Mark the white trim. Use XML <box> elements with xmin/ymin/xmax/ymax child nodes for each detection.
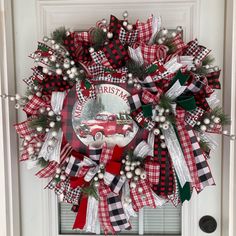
<box><xmin>0</xmin><ymin>0</ymin><xmax>21</xmax><ymax>236</ymax></box>
<box><xmin>222</xmin><ymin>0</ymin><xmax>236</xmax><ymax>236</ymax></box>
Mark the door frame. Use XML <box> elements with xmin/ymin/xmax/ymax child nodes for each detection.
<box><xmin>0</xmin><ymin>0</ymin><xmax>236</xmax><ymax>235</ymax></box>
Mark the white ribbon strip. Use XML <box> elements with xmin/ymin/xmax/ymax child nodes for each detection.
<box><xmin>51</xmin><ymin>91</ymin><xmax>66</xmax><ymax>114</ymax></box>
<box><xmin>133</xmin><ymin>140</ymin><xmax>152</xmax><ymax>158</ymax></box>
<box><xmin>164</xmin><ymin>57</ymin><xmax>183</xmax><ymax>74</ymax></box>
<box><xmin>121</xmin><ymin>181</ymin><xmax>137</xmax><ymax>219</ymax></box>
<box><xmin>179</xmin><ymin>56</ymin><xmax>194</xmax><ymax>70</ymax></box>
<box><xmin>148</xmin><ymin>15</ymin><xmax>162</xmax><ymax>45</ymax></box>
<box><xmin>152</xmin><ymin>191</ymin><xmax>167</xmax><ymax>207</ymax></box>
<box><xmin>38</xmin><ymin>128</ymin><xmax>63</xmax><ymax>163</ymax></box>
<box><xmin>84</xmin><ymin>196</ymin><xmax>99</xmax><ymax>233</ymax></box>
<box><xmin>162</xmin><ymin>124</ymin><xmax>192</xmax><ymax>187</ymax></box>
<box><xmin>165</xmin><ymin>80</ymin><xmax>187</xmax><ymax>100</ymax></box>
<box><xmin>128</xmin><ymin>46</ymin><xmax>144</xmax><ymax>66</ymax></box>
<box><xmin>38</xmin><ymin>92</ymin><xmax>66</xmax><ymax>163</ymax></box>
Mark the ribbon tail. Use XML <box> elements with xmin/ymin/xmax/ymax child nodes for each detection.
<box><xmin>73</xmin><ymin>195</ymin><xmax>88</xmax><ymax>230</ymax></box>
<box><xmin>162</xmin><ymin>124</ymin><xmax>192</xmax><ymax>187</ymax></box>
<box><xmin>83</xmin><ymin>196</ymin><xmax>99</xmax><ymax>233</ymax></box>
<box><xmin>108</xmin><ymin>192</ymin><xmax>131</xmax><ymax>232</ymax></box>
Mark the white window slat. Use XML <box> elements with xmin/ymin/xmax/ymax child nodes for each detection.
<box><xmin>59</xmin><ymin>202</ymin><xmax>181</xmax><ymax>235</ymax></box>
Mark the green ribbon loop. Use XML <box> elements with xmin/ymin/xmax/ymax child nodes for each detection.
<box><xmin>176</xmin><ymin>95</ymin><xmax>196</xmax><ymax>111</ymax></box>
<box><xmin>85</xmin><ymin>80</ymin><xmax>92</xmax><ymax>89</ymax></box>
<box><xmin>169</xmin><ymin>70</ymin><xmax>190</xmax><ymax>87</ymax></box>
<box><xmin>177</xmin><ymin>177</ymin><xmax>192</xmax><ymax>203</ymax></box>
<box><xmin>146</xmin><ymin>64</ymin><xmax>158</xmax><ymax>75</ymax></box>
<box><xmin>142</xmin><ymin>104</ymin><xmax>153</xmax><ymax>117</ymax></box>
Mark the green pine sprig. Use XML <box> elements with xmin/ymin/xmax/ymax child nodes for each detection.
<box><xmin>199</xmin><ymin>139</ymin><xmax>211</xmax><ymax>153</ymax></box>
<box><xmin>126</xmin><ymin>60</ymin><xmax>147</xmax><ymax>79</ymax></box>
<box><xmin>37</xmin><ymin>157</ymin><xmax>49</xmax><ymax>168</ymax></box>
<box><xmin>90</xmin><ymin>27</ymin><xmax>107</xmax><ymax>50</ymax></box>
<box><xmin>209</xmin><ymin>106</ymin><xmax>231</xmax><ymax>125</ymax></box>
<box><xmin>51</xmin><ymin>27</ymin><xmax>67</xmax><ymax>44</ymax></box>
<box><xmin>82</xmin><ymin>184</ymin><xmax>100</xmax><ymax>200</ymax></box>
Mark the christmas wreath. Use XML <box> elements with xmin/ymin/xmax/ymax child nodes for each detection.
<box><xmin>8</xmin><ymin>12</ymin><xmax>234</xmax><ymax>234</ymax></box>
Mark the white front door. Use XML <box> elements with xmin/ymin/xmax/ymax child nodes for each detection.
<box><xmin>12</xmin><ymin>1</ymin><xmax>225</xmax><ymax>236</ymax></box>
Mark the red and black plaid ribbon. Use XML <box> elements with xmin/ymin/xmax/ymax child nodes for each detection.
<box><xmin>152</xmin><ymin>135</ymin><xmax>174</xmax><ymax>197</ymax></box>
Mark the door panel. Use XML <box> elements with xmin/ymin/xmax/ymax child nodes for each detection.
<box><xmin>13</xmin><ymin>1</ymin><xmax>225</xmax><ymax>236</ymax></box>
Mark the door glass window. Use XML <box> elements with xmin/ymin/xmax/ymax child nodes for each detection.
<box><xmin>59</xmin><ymin>202</ymin><xmax>181</xmax><ymax>235</ymax></box>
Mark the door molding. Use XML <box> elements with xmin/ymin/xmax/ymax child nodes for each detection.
<box><xmin>222</xmin><ymin>0</ymin><xmax>236</xmax><ymax>236</ymax></box>
<box><xmin>0</xmin><ymin>0</ymin><xmax>21</xmax><ymax>236</ymax></box>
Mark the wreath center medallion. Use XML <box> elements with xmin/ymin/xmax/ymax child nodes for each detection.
<box><xmin>72</xmin><ymin>84</ymin><xmax>139</xmax><ymax>147</ymax></box>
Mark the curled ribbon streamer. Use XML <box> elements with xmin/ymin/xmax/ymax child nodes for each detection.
<box><xmin>162</xmin><ymin>124</ymin><xmax>192</xmax><ymax>187</ymax></box>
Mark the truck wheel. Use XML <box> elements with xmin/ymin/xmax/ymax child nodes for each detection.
<box><xmin>94</xmin><ymin>131</ymin><xmax>103</xmax><ymax>141</ymax></box>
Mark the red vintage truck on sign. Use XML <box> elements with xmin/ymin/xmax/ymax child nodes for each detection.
<box><xmin>78</xmin><ymin>112</ymin><xmax>133</xmax><ymax>141</ymax></box>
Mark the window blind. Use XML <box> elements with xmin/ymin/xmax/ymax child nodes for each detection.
<box><xmin>59</xmin><ymin>203</ymin><xmax>181</xmax><ymax>235</ymax></box>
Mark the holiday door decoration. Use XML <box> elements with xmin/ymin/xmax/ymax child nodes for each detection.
<box><xmin>5</xmin><ymin>12</ymin><xmax>235</xmax><ymax>234</ymax></box>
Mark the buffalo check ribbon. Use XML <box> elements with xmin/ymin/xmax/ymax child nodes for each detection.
<box><xmin>149</xmin><ymin>133</ymin><xmax>174</xmax><ymax>197</ymax></box>
<box><xmin>186</xmin><ymin>125</ymin><xmax>215</xmax><ymax>192</ymax></box>
<box><xmin>107</xmin><ymin>192</ymin><xmax>131</xmax><ymax>232</ymax></box>
<box><xmin>175</xmin><ymin>108</ymin><xmax>200</xmax><ymax>190</ymax></box>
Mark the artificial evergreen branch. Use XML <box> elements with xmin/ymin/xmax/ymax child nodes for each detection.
<box><xmin>163</xmin><ymin>38</ymin><xmax>177</xmax><ymax>54</ymax></box>
<box><xmin>90</xmin><ymin>28</ymin><xmax>107</xmax><ymax>50</ymax></box>
<box><xmin>51</xmin><ymin>27</ymin><xmax>67</xmax><ymax>44</ymax></box>
<box><xmin>82</xmin><ymin>184</ymin><xmax>100</xmax><ymax>200</ymax></box>
<box><xmin>209</xmin><ymin>106</ymin><xmax>231</xmax><ymax>125</ymax></box>
<box><xmin>199</xmin><ymin>139</ymin><xmax>211</xmax><ymax>153</ymax></box>
<box><xmin>126</xmin><ymin>60</ymin><xmax>147</xmax><ymax>79</ymax></box>
<box><xmin>37</xmin><ymin>157</ymin><xmax>49</xmax><ymax>168</ymax></box>
<box><xmin>202</xmin><ymin>55</ymin><xmax>215</xmax><ymax>66</ymax></box>
<box><xmin>159</xmin><ymin>95</ymin><xmax>173</xmax><ymax>110</ymax></box>
<box><xmin>28</xmin><ymin>114</ymin><xmax>48</xmax><ymax>129</ymax></box>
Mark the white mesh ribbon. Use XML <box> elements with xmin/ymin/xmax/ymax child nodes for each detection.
<box><xmin>128</xmin><ymin>46</ymin><xmax>144</xmax><ymax>66</ymax></box>
<box><xmin>84</xmin><ymin>196</ymin><xmax>99</xmax><ymax>233</ymax></box>
<box><xmin>162</xmin><ymin>124</ymin><xmax>192</xmax><ymax>187</ymax></box>
<box><xmin>38</xmin><ymin>92</ymin><xmax>65</xmax><ymax>163</ymax></box>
